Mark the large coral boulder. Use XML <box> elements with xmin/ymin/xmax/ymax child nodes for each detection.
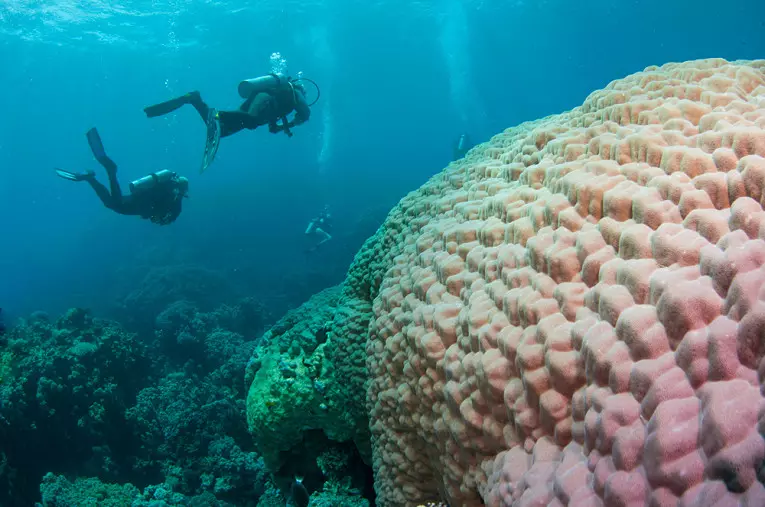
<box><xmin>335</xmin><ymin>58</ymin><xmax>765</xmax><ymax>506</ymax></box>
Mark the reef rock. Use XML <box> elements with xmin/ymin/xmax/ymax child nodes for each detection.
<box><xmin>334</xmin><ymin>58</ymin><xmax>765</xmax><ymax>506</ymax></box>
<box><xmin>247</xmin><ymin>58</ymin><xmax>765</xmax><ymax>506</ymax></box>
<box><xmin>245</xmin><ymin>286</ymin><xmax>350</xmax><ymax>470</ymax></box>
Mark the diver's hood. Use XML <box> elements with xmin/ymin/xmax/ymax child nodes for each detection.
<box><xmin>237</xmin><ymin>73</ymin><xmax>288</xmax><ymax>99</ymax></box>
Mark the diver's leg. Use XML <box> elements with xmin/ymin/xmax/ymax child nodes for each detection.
<box><xmin>216</xmin><ymin>111</ymin><xmax>261</xmax><ymax>137</ymax></box>
<box><xmin>84</xmin><ymin>127</ymin><xmax>122</xmax><ymax>205</ymax></box>
<box><xmin>315</xmin><ymin>229</ymin><xmax>332</xmax><ymax>247</ymax></box>
<box><xmin>185</xmin><ymin>91</ymin><xmax>211</xmax><ymax>122</ymax></box>
<box><xmin>103</xmin><ymin>166</ymin><xmax>124</xmax><ymax>206</ymax></box>
<box><xmin>85</xmin><ymin>176</ymin><xmax>116</xmax><ymax>209</ymax></box>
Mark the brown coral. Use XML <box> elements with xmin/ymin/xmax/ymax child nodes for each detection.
<box><xmin>343</xmin><ymin>58</ymin><xmax>765</xmax><ymax>506</ymax></box>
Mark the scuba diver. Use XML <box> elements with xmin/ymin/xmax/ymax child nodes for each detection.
<box><xmin>289</xmin><ymin>475</ymin><xmax>309</xmax><ymax>507</ymax></box>
<box><xmin>305</xmin><ymin>207</ymin><xmax>333</xmax><ymax>252</ymax></box>
<box><xmin>143</xmin><ymin>72</ymin><xmax>316</xmax><ymax>172</ymax></box>
<box><xmin>0</xmin><ymin>308</ymin><xmax>5</xmax><ymax>337</ymax></box>
<box><xmin>452</xmin><ymin>133</ymin><xmax>473</xmax><ymax>161</ymax></box>
<box><xmin>54</xmin><ymin>128</ymin><xmax>189</xmax><ymax>226</ymax></box>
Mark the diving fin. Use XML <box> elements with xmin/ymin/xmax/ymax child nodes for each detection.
<box><xmin>55</xmin><ymin>168</ymin><xmax>94</xmax><ymax>182</ymax></box>
<box><xmin>144</xmin><ymin>95</ymin><xmax>189</xmax><ymax>118</ymax></box>
<box><xmin>86</xmin><ymin>128</ymin><xmax>117</xmax><ymax>172</ymax></box>
<box><xmin>200</xmin><ymin>108</ymin><xmax>221</xmax><ymax>174</ymax></box>
<box><xmin>86</xmin><ymin>128</ymin><xmax>106</xmax><ymax>159</ymax></box>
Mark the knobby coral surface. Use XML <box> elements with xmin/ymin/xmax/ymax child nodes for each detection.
<box><xmin>245</xmin><ymin>286</ymin><xmax>346</xmax><ymax>470</ymax></box>
<box><xmin>337</xmin><ymin>58</ymin><xmax>765</xmax><ymax>506</ymax></box>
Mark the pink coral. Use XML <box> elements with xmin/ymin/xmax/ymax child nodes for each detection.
<box><xmin>360</xmin><ymin>59</ymin><xmax>765</xmax><ymax>506</ymax></box>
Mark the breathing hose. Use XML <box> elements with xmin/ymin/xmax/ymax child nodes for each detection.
<box><xmin>290</xmin><ymin>77</ymin><xmax>321</xmax><ymax>106</ymax></box>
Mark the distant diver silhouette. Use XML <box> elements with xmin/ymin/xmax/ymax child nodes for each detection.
<box><xmin>452</xmin><ymin>133</ymin><xmax>473</xmax><ymax>161</ymax></box>
<box><xmin>305</xmin><ymin>206</ymin><xmax>333</xmax><ymax>253</ymax></box>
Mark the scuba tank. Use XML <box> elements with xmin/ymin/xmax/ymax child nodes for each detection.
<box><xmin>289</xmin><ymin>476</ymin><xmax>309</xmax><ymax>507</ymax></box>
<box><xmin>237</xmin><ymin>73</ymin><xmax>288</xmax><ymax>99</ymax></box>
<box><xmin>129</xmin><ymin>169</ymin><xmax>175</xmax><ymax>194</ymax></box>
<box><xmin>457</xmin><ymin>134</ymin><xmax>468</xmax><ymax>152</ymax></box>
<box><xmin>453</xmin><ymin>133</ymin><xmax>473</xmax><ymax>161</ymax></box>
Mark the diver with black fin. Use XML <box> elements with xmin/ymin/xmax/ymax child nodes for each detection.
<box><xmin>143</xmin><ymin>72</ymin><xmax>317</xmax><ymax>173</ymax></box>
<box><xmin>54</xmin><ymin>128</ymin><xmax>189</xmax><ymax>226</ymax></box>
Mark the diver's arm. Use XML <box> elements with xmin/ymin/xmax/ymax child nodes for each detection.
<box><xmin>268</xmin><ymin>119</ymin><xmax>282</xmax><ymax>133</ymax></box>
<box><xmin>292</xmin><ymin>92</ymin><xmax>311</xmax><ymax>126</ymax></box>
<box><xmin>150</xmin><ymin>201</ymin><xmax>181</xmax><ymax>225</ymax></box>
<box><xmin>166</xmin><ymin>199</ymin><xmax>182</xmax><ymax>223</ymax></box>
<box><xmin>144</xmin><ymin>184</ymin><xmax>180</xmax><ymax>224</ymax></box>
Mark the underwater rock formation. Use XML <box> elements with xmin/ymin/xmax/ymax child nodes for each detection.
<box><xmin>116</xmin><ymin>263</ymin><xmax>235</xmax><ymax>332</ymax></box>
<box><xmin>245</xmin><ymin>286</ymin><xmax>343</xmax><ymax>471</ymax></box>
<box><xmin>244</xmin><ymin>285</ymin><xmax>376</xmax><ymax>503</ymax></box>
<box><xmin>308</xmin><ymin>58</ymin><xmax>765</xmax><ymax>506</ymax></box>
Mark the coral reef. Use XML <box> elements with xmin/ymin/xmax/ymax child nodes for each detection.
<box><xmin>301</xmin><ymin>58</ymin><xmax>765</xmax><ymax>506</ymax></box>
<box><xmin>37</xmin><ymin>472</ymin><xmax>237</xmax><ymax>506</ymax></box>
<box><xmin>116</xmin><ymin>263</ymin><xmax>236</xmax><ymax>332</ymax></box>
<box><xmin>245</xmin><ymin>287</ymin><xmax>340</xmax><ymax>470</ymax></box>
<box><xmin>244</xmin><ymin>285</ymin><xmax>375</xmax><ymax>503</ymax></box>
<box><xmin>1</xmin><ymin>300</ymin><xmax>269</xmax><ymax>506</ymax></box>
<box><xmin>0</xmin><ymin>309</ymin><xmax>153</xmax><ymax>503</ymax></box>
<box><xmin>245</xmin><ymin>286</ymin><xmax>342</xmax><ymax>471</ymax></box>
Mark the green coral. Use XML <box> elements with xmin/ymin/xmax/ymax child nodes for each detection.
<box><xmin>254</xmin><ymin>483</ymin><xmax>286</xmax><ymax>507</ymax></box>
<box><xmin>307</xmin><ymin>478</ymin><xmax>369</xmax><ymax>507</ymax></box>
<box><xmin>39</xmin><ymin>473</ymin><xmax>141</xmax><ymax>506</ymax></box>
<box><xmin>0</xmin><ymin>349</ymin><xmax>14</xmax><ymax>385</ymax></box>
<box><xmin>2</xmin><ymin>303</ymin><xmax>270</xmax><ymax>506</ymax></box>
<box><xmin>37</xmin><ymin>472</ymin><xmax>251</xmax><ymax>506</ymax></box>
<box><xmin>244</xmin><ymin>224</ymin><xmax>399</xmax><ymax>475</ymax></box>
<box><xmin>316</xmin><ymin>448</ymin><xmax>350</xmax><ymax>479</ymax></box>
<box><xmin>245</xmin><ymin>286</ymin><xmax>346</xmax><ymax>470</ymax></box>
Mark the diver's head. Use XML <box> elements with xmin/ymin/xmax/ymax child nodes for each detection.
<box><xmin>177</xmin><ymin>176</ymin><xmax>189</xmax><ymax>197</ymax></box>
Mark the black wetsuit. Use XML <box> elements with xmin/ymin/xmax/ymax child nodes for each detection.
<box><xmin>145</xmin><ymin>79</ymin><xmax>311</xmax><ymax>138</ymax></box>
<box><xmin>56</xmin><ymin>128</ymin><xmax>185</xmax><ymax>225</ymax></box>
<box><xmin>86</xmin><ymin>162</ymin><xmax>183</xmax><ymax>225</ymax></box>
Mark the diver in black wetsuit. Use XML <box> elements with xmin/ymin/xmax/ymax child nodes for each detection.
<box><xmin>143</xmin><ymin>74</ymin><xmax>312</xmax><ymax>139</ymax></box>
<box><xmin>54</xmin><ymin>128</ymin><xmax>189</xmax><ymax>226</ymax></box>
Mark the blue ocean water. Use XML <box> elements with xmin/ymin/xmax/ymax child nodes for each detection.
<box><xmin>2</xmin><ymin>0</ymin><xmax>762</xmax><ymax>322</ymax></box>
<box><xmin>0</xmin><ymin>1</ymin><xmax>764</xmax><ymax>504</ymax></box>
